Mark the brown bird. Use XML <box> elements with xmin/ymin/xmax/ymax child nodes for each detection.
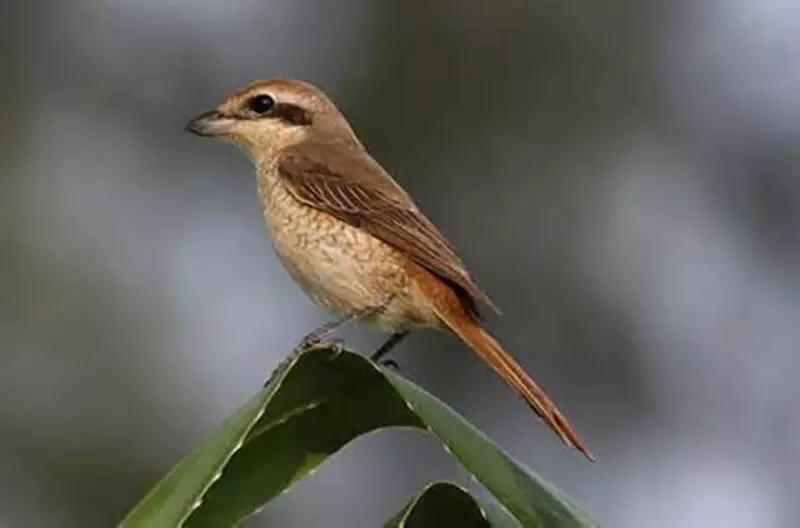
<box><xmin>185</xmin><ymin>78</ymin><xmax>593</xmax><ymax>460</ymax></box>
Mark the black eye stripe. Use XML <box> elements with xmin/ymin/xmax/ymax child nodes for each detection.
<box><xmin>272</xmin><ymin>103</ymin><xmax>313</xmax><ymax>126</ymax></box>
<box><xmin>238</xmin><ymin>97</ymin><xmax>313</xmax><ymax>126</ymax></box>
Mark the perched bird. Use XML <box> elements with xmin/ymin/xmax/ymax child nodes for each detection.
<box><xmin>185</xmin><ymin>78</ymin><xmax>593</xmax><ymax>460</ymax></box>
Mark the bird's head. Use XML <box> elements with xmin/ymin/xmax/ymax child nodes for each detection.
<box><xmin>185</xmin><ymin>78</ymin><xmax>356</xmax><ymax>160</ymax></box>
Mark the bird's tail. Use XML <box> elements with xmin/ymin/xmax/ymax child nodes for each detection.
<box><xmin>434</xmin><ymin>302</ymin><xmax>595</xmax><ymax>461</ymax></box>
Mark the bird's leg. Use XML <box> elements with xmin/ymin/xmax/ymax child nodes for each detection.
<box><xmin>297</xmin><ymin>294</ymin><xmax>396</xmax><ymax>356</ymax></box>
<box><xmin>370</xmin><ymin>331</ymin><xmax>410</xmax><ymax>368</ymax></box>
<box><xmin>296</xmin><ymin>312</ymin><xmax>359</xmax><ymax>351</ymax></box>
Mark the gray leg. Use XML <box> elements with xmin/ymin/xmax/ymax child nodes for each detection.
<box><xmin>297</xmin><ymin>294</ymin><xmax>396</xmax><ymax>351</ymax></box>
<box><xmin>370</xmin><ymin>331</ymin><xmax>410</xmax><ymax>364</ymax></box>
<box><xmin>297</xmin><ymin>309</ymin><xmax>367</xmax><ymax>350</ymax></box>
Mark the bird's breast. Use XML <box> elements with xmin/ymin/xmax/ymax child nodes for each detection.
<box><xmin>259</xmin><ymin>181</ymin><xmax>439</xmax><ymax>330</ymax></box>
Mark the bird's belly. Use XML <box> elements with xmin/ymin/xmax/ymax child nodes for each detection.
<box><xmin>279</xmin><ymin>230</ymin><xmax>393</xmax><ymax>310</ymax></box>
<box><xmin>262</xmin><ymin>190</ymin><xmax>437</xmax><ymax>330</ymax></box>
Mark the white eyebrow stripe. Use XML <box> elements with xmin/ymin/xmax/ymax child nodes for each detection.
<box><xmin>269</xmin><ymin>91</ymin><xmax>311</xmax><ymax>111</ymax></box>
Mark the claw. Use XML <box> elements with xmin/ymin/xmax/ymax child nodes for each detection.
<box><xmin>295</xmin><ymin>335</ymin><xmax>322</xmax><ymax>352</ymax></box>
<box><xmin>379</xmin><ymin>358</ymin><xmax>400</xmax><ymax>371</ymax></box>
<box><xmin>325</xmin><ymin>338</ymin><xmax>347</xmax><ymax>360</ymax></box>
<box><xmin>263</xmin><ymin>354</ymin><xmax>294</xmax><ymax>387</ymax></box>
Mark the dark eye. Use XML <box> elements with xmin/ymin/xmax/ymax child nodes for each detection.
<box><xmin>247</xmin><ymin>94</ymin><xmax>275</xmax><ymax>115</ymax></box>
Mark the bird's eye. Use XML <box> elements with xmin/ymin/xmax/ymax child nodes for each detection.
<box><xmin>247</xmin><ymin>94</ymin><xmax>275</xmax><ymax>115</ymax></box>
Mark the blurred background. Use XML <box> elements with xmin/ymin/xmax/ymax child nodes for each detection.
<box><xmin>3</xmin><ymin>1</ymin><xmax>800</xmax><ymax>526</ymax></box>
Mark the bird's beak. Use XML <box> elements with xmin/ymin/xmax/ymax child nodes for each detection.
<box><xmin>184</xmin><ymin>109</ymin><xmax>234</xmax><ymax>137</ymax></box>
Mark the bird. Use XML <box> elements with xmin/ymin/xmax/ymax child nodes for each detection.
<box><xmin>185</xmin><ymin>78</ymin><xmax>593</xmax><ymax>460</ymax></box>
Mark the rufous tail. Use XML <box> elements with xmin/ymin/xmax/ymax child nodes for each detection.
<box><xmin>435</xmin><ymin>304</ymin><xmax>595</xmax><ymax>461</ymax></box>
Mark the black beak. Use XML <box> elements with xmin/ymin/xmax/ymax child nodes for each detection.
<box><xmin>184</xmin><ymin>109</ymin><xmax>221</xmax><ymax>136</ymax></box>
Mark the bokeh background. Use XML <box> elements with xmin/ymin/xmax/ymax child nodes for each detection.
<box><xmin>3</xmin><ymin>1</ymin><xmax>800</xmax><ymax>526</ymax></box>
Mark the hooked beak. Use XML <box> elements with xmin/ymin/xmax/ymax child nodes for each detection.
<box><xmin>184</xmin><ymin>109</ymin><xmax>234</xmax><ymax>137</ymax></box>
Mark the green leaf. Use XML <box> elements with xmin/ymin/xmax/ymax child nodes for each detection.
<box><xmin>385</xmin><ymin>481</ymin><xmax>491</xmax><ymax>528</ymax></box>
<box><xmin>383</xmin><ymin>370</ymin><xmax>600</xmax><ymax>528</ymax></box>
<box><xmin>121</xmin><ymin>346</ymin><xmax>602</xmax><ymax>528</ymax></box>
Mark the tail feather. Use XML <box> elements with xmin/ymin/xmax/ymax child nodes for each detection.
<box><xmin>435</xmin><ymin>305</ymin><xmax>595</xmax><ymax>461</ymax></box>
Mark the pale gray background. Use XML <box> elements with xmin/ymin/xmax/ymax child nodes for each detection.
<box><xmin>3</xmin><ymin>1</ymin><xmax>799</xmax><ymax>527</ymax></box>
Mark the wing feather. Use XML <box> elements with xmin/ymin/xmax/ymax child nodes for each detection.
<box><xmin>277</xmin><ymin>141</ymin><xmax>499</xmax><ymax>316</ymax></box>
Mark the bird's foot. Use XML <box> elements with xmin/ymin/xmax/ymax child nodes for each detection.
<box><xmin>263</xmin><ymin>353</ymin><xmax>296</xmax><ymax>388</ymax></box>
<box><xmin>295</xmin><ymin>333</ymin><xmax>323</xmax><ymax>352</ymax></box>
<box><xmin>323</xmin><ymin>337</ymin><xmax>347</xmax><ymax>361</ymax></box>
<box><xmin>264</xmin><ymin>337</ymin><xmax>346</xmax><ymax>388</ymax></box>
<box><xmin>378</xmin><ymin>358</ymin><xmax>401</xmax><ymax>371</ymax></box>
<box><xmin>295</xmin><ymin>333</ymin><xmax>346</xmax><ymax>355</ymax></box>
